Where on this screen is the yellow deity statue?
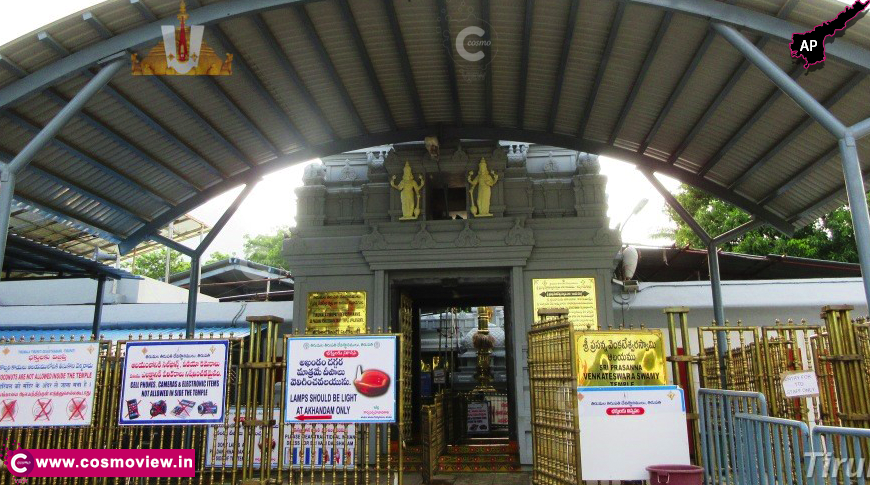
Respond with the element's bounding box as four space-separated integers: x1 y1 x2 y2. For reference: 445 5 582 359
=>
391 162 425 220
468 157 499 217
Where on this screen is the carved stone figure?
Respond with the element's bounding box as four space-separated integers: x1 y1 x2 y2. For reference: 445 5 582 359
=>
390 162 425 220
468 158 499 218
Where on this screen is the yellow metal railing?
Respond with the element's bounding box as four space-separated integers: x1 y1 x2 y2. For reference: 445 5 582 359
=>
0 316 405 485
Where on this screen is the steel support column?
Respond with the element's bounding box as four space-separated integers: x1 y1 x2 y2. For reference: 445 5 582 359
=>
183 182 257 337
643 171 763 388
0 169 14 277
713 22 870 310
186 255 200 338
0 57 123 280
711 23 846 138
92 274 107 339
838 136 870 308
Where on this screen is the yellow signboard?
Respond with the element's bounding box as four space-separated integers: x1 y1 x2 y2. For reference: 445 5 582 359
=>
574 330 667 387
532 277 598 330
306 291 367 334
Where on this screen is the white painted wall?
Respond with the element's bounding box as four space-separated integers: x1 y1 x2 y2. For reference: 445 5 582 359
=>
0 301 292 327
0 277 216 306
613 277 869 329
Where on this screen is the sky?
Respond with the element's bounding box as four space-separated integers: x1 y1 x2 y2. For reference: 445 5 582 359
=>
0 0 703 260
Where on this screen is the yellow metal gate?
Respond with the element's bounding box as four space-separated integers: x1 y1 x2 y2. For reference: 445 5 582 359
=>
527 311 580 485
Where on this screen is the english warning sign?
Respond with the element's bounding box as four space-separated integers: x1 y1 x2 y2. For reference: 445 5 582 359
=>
118 340 229 426
284 336 397 424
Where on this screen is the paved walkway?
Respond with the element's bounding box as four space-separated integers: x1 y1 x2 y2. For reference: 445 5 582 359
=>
402 473 532 485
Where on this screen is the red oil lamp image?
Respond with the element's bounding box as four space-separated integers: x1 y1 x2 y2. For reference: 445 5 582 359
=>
353 365 391 397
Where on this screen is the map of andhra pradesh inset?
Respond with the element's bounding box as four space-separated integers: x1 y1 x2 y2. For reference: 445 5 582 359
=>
790 0 869 68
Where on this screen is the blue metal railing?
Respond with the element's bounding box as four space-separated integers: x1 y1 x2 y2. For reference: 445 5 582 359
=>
698 389 768 485
734 412 812 485
811 425 870 485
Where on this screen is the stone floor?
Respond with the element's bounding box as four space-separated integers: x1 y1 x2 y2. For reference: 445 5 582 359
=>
402 472 532 485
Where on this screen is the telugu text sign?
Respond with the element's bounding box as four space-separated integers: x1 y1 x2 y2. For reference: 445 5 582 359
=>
575 330 667 387
285 336 397 423
578 386 689 480
532 278 598 330
306 291 367 334
0 342 99 428
119 340 229 426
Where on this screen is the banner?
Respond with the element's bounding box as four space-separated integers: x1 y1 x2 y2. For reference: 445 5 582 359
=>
0 342 99 427
285 336 397 423
574 330 667 387
118 340 229 426
205 408 355 469
532 278 598 330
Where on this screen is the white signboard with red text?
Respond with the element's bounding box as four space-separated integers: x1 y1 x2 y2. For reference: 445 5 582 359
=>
577 386 690 481
118 340 229 426
0 342 99 427
284 336 397 423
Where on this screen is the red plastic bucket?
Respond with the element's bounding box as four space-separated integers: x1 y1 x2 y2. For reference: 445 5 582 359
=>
646 465 704 485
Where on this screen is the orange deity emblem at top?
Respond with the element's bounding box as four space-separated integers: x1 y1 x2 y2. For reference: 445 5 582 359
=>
131 1 232 76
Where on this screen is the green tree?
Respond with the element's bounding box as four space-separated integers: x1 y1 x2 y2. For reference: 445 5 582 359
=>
661 185 864 263
206 251 233 263
124 249 233 280
124 248 190 280
242 226 290 270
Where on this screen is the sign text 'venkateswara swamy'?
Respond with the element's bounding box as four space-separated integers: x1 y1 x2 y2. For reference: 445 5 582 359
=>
574 330 667 387
532 278 598 330
306 291 367 334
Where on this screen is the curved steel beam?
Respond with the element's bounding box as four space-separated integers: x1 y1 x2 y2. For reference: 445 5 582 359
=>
117 125 794 254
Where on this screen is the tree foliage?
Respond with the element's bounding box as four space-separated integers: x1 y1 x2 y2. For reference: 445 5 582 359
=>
242 226 290 270
124 249 233 280
661 185 863 263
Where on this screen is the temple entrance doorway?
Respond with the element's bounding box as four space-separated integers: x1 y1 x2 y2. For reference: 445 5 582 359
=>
391 273 522 473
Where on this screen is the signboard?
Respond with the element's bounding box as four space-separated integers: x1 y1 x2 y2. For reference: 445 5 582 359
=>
489 397 509 426
306 291 367 334
532 278 598 330
574 330 667 387
0 342 99 427
578 386 690 480
289 423 356 470
205 408 355 469
781 371 820 398
433 369 446 385
285 335 397 423
119 340 229 426
466 401 490 434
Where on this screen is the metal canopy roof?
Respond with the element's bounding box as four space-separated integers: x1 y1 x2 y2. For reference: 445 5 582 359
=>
2 0 870 251
7 201 209 257
3 233 137 278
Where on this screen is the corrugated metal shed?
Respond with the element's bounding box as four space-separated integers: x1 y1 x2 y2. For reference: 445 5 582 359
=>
1 0 869 249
